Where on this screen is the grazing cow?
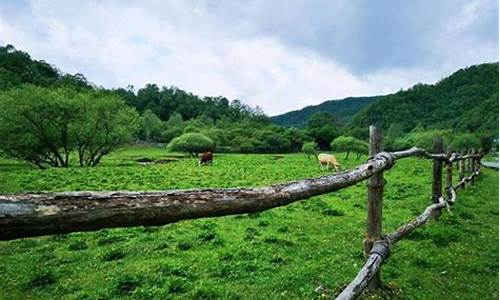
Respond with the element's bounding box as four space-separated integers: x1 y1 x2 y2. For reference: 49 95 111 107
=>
199 151 213 166
317 153 341 171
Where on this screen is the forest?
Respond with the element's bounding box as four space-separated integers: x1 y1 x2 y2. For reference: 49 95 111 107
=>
0 44 498 168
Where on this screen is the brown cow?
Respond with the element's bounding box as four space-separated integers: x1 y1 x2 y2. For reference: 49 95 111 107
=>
199 152 213 166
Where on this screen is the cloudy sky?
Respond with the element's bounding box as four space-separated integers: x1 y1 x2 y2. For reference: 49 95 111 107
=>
0 0 498 115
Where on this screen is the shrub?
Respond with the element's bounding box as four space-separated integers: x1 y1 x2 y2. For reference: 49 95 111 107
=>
26 271 56 289
330 136 368 159
102 249 126 261
399 129 452 151
114 275 141 295
301 142 317 158
450 133 482 152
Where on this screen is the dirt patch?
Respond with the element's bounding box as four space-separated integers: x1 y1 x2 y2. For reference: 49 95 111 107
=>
136 158 154 163
156 158 178 164
136 157 180 165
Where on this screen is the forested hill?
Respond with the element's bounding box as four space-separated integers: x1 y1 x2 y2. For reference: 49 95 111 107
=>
0 45 266 123
348 63 499 136
270 96 379 128
0 45 91 90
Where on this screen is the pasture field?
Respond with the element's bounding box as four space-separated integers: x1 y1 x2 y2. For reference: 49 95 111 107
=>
0 146 498 299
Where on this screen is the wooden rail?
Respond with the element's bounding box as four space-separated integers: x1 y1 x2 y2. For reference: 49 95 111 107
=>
0 126 486 299
335 130 484 300
0 151 399 240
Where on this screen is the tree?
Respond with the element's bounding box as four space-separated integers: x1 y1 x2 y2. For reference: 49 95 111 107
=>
330 136 368 159
306 112 339 150
449 133 482 152
399 129 452 151
75 91 140 166
140 109 164 142
167 133 214 157
284 128 307 152
301 142 317 159
201 128 229 148
0 85 78 168
0 85 139 168
252 130 291 153
386 123 405 150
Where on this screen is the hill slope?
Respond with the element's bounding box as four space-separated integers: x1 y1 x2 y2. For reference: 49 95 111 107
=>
349 63 499 136
270 96 379 128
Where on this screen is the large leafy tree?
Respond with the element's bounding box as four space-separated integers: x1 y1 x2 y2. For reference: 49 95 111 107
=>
74 90 140 166
0 85 139 168
306 112 339 150
167 133 215 157
139 109 164 142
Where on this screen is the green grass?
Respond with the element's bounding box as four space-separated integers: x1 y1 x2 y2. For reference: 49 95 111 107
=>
0 146 498 299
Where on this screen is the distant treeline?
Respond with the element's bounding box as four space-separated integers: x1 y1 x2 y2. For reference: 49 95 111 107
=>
0 44 498 165
273 62 499 151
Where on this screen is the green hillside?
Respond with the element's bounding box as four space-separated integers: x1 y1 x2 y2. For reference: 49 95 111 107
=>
349 63 499 137
270 96 380 128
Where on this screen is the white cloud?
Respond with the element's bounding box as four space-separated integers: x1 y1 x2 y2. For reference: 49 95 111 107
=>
0 0 497 115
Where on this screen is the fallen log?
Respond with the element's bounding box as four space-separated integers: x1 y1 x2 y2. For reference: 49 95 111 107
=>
0 151 397 240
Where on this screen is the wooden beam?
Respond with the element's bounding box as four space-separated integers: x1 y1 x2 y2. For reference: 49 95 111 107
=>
431 138 444 219
364 125 384 289
0 151 398 241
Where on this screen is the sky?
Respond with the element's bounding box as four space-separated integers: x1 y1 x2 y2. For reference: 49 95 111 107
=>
0 0 498 115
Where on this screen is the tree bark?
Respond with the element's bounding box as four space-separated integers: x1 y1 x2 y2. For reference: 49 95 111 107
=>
364 126 384 290
431 138 444 219
0 151 398 241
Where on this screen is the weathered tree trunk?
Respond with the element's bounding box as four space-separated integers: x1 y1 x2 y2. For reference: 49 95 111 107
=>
470 149 476 185
445 150 453 198
431 138 444 219
458 150 466 188
0 151 398 241
364 126 384 290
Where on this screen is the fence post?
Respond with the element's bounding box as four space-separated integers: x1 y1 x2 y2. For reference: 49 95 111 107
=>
364 125 384 290
470 148 476 185
445 149 453 198
477 148 483 174
459 149 466 188
431 137 444 219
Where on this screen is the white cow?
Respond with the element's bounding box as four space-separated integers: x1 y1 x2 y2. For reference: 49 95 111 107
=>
317 153 341 171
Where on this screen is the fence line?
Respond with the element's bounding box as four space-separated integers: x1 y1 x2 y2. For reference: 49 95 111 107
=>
0 126 486 299
335 127 483 300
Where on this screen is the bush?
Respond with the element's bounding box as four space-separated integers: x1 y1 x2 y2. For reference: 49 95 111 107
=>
301 142 317 158
450 133 482 152
161 127 183 143
114 274 141 295
398 129 452 151
330 136 368 159
26 271 56 289
167 133 214 157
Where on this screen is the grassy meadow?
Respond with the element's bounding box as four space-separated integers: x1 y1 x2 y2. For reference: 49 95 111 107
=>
0 146 498 299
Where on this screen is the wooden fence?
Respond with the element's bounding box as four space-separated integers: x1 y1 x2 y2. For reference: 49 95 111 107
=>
0 126 485 299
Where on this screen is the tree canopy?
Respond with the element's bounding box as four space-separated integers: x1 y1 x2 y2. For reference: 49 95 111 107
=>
330 136 368 159
0 85 139 168
167 133 215 157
